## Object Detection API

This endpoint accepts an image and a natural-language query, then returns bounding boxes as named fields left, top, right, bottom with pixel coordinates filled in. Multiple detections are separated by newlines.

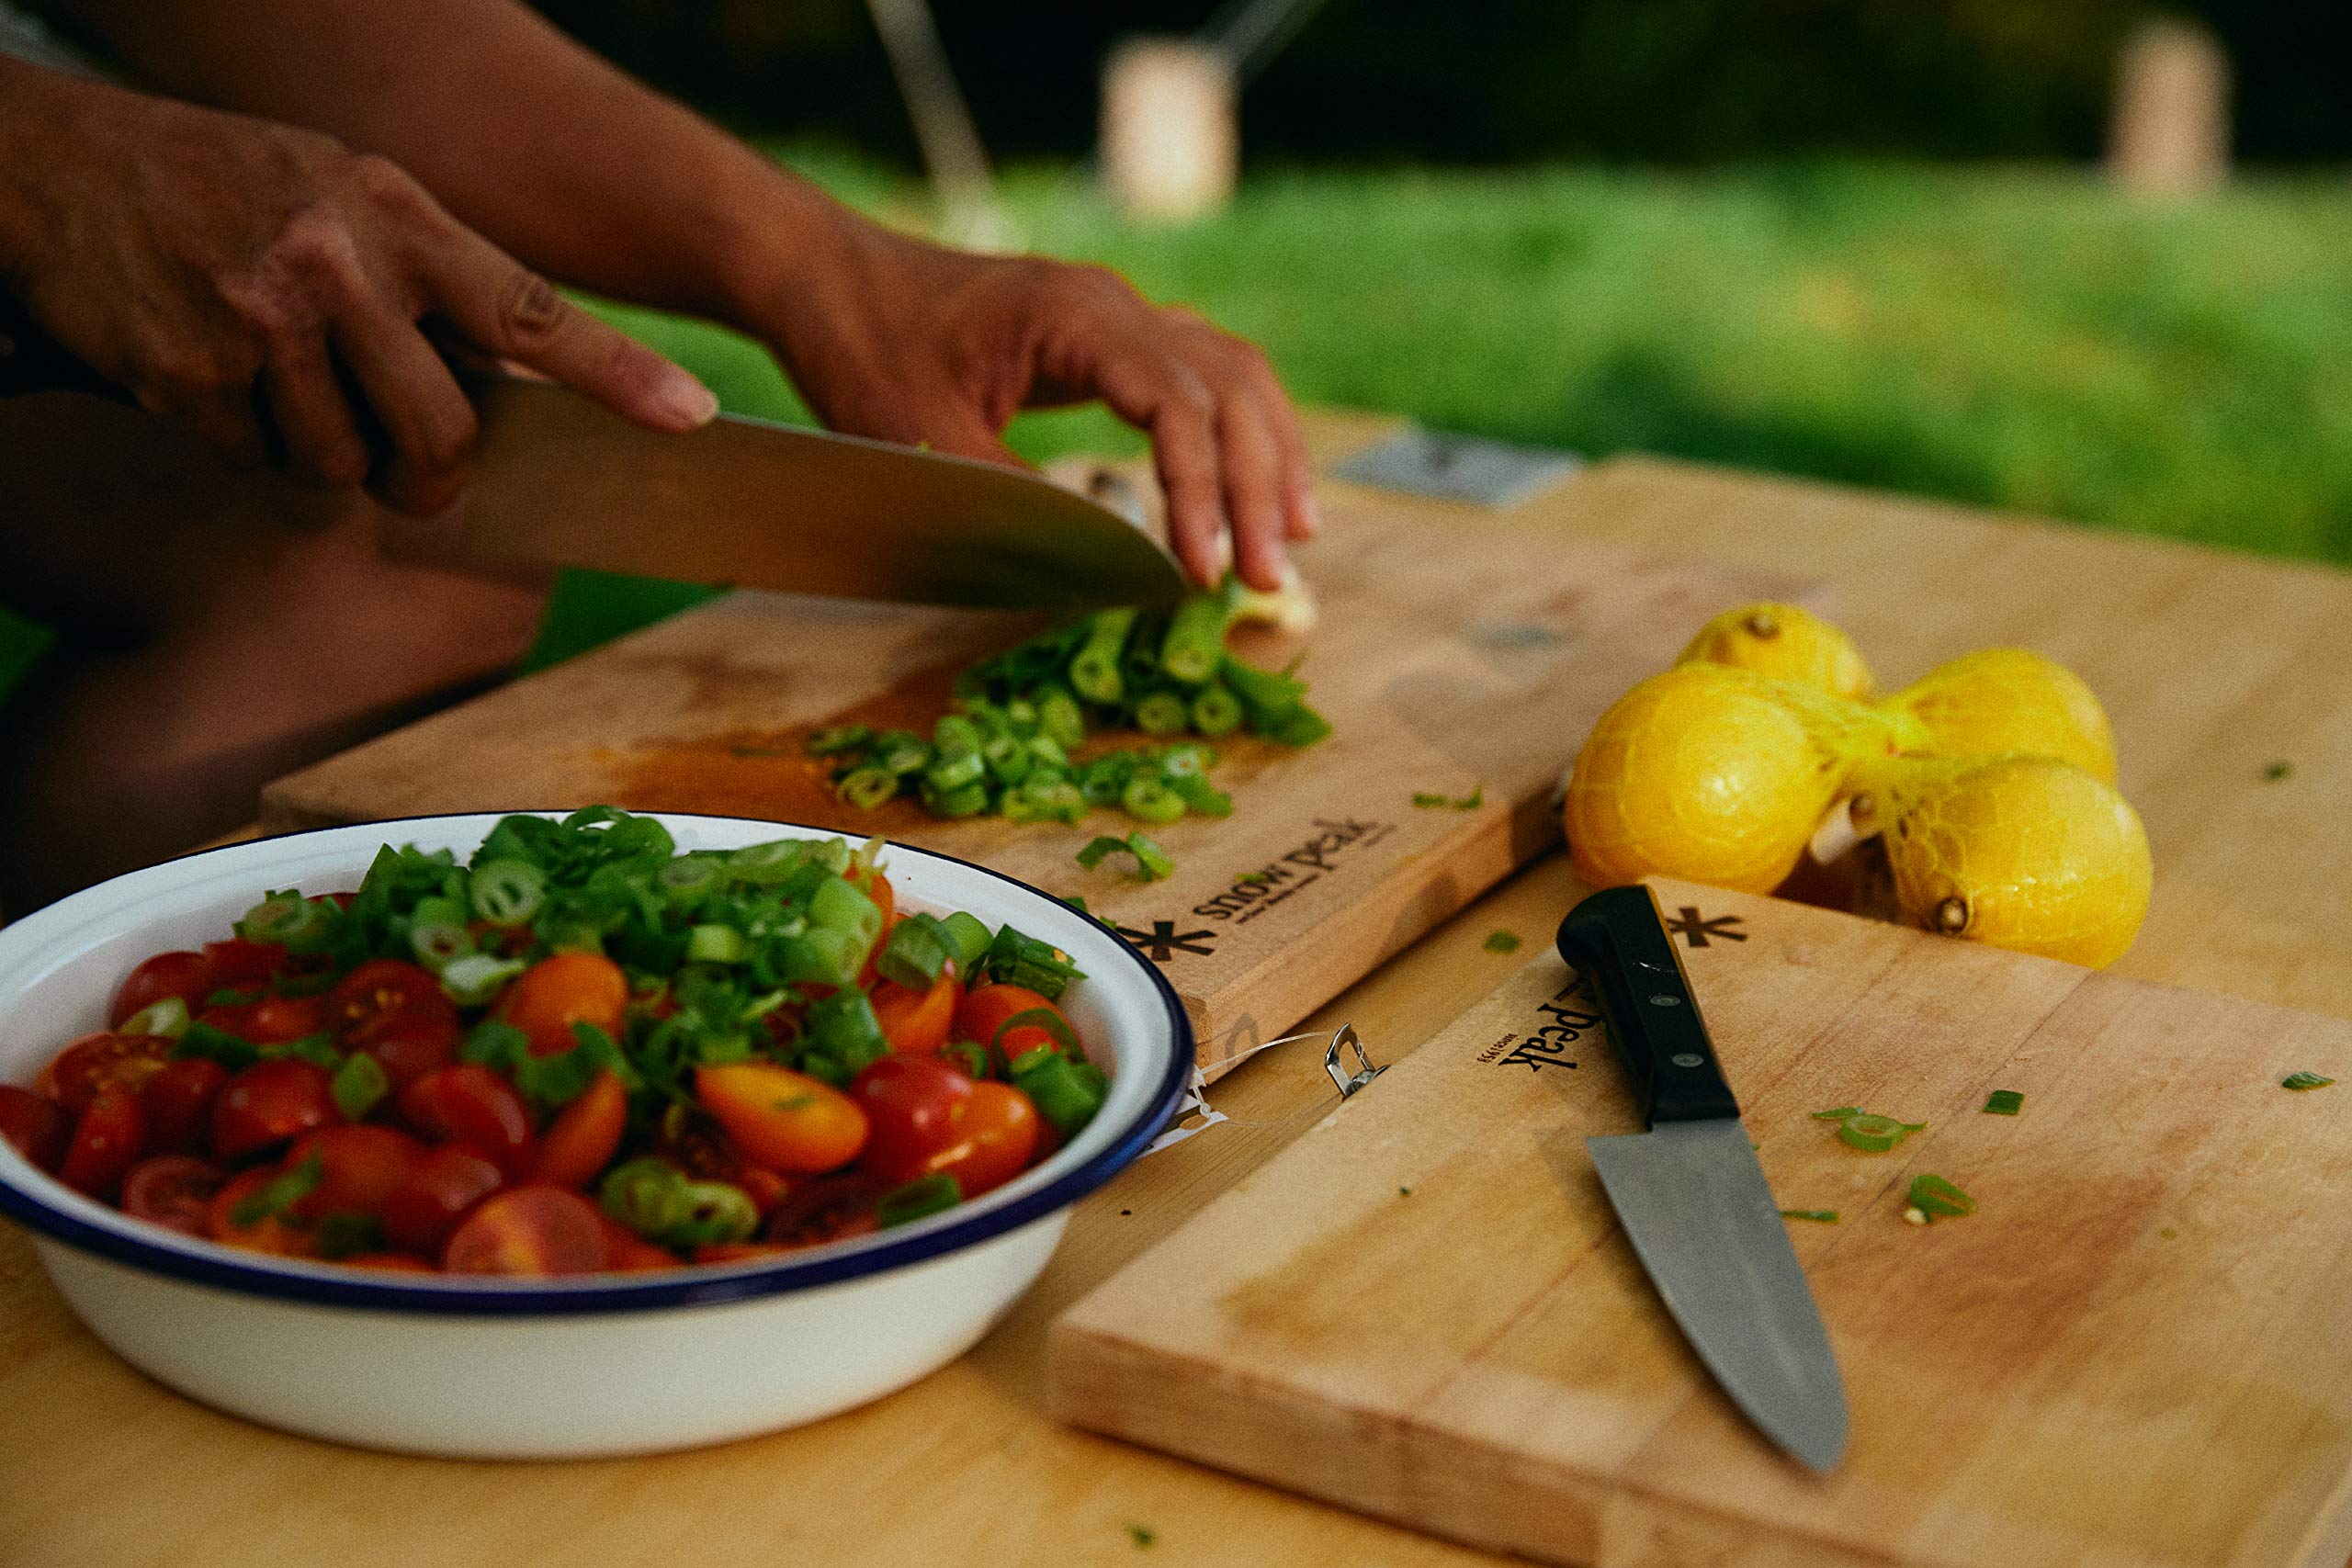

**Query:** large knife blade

left=460, top=377, right=1188, bottom=612
left=1555, top=885, right=1849, bottom=1472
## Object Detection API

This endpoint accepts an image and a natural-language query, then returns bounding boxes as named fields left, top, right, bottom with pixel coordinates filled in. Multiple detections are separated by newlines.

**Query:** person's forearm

left=51, top=0, right=848, bottom=327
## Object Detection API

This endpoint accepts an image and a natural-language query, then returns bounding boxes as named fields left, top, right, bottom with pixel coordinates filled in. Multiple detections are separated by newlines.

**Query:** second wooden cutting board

left=265, top=505, right=1797, bottom=1070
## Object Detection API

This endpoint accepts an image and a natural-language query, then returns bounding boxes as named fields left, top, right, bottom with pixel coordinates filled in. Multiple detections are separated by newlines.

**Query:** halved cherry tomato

left=139, top=1057, right=229, bottom=1156
left=60, top=1088, right=145, bottom=1200
left=863, top=873, right=896, bottom=931
left=499, top=953, right=628, bottom=1057
left=928, top=1082, right=1041, bottom=1200
left=198, top=994, right=325, bottom=1046
left=441, top=1186, right=607, bottom=1276
left=380, top=1145, right=504, bottom=1255
left=529, top=1071, right=628, bottom=1190
left=341, top=1252, right=434, bottom=1273
left=109, top=951, right=213, bottom=1029
left=40, top=1032, right=174, bottom=1113
left=0, top=1086, right=70, bottom=1172
left=870, top=969, right=962, bottom=1055
left=330, top=959, right=458, bottom=1049
left=851, top=1054, right=973, bottom=1184
left=211, top=1058, right=337, bottom=1162
left=694, top=1063, right=867, bottom=1174
left=596, top=1215, right=684, bottom=1272
left=288, top=1124, right=425, bottom=1221
left=120, top=1155, right=228, bottom=1235
left=355, top=1009, right=458, bottom=1089
left=200, top=938, right=289, bottom=989
left=398, top=1066, right=535, bottom=1177
left=952, top=984, right=1066, bottom=1062
left=208, top=1167, right=317, bottom=1257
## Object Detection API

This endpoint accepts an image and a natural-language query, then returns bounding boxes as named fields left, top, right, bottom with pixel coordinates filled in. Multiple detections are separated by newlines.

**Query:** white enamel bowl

left=0, top=813, right=1192, bottom=1458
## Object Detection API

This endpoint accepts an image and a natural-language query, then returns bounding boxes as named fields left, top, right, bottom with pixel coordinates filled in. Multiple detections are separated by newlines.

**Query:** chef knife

left=0, top=295, right=1188, bottom=613
left=1555, top=884, right=1849, bottom=1472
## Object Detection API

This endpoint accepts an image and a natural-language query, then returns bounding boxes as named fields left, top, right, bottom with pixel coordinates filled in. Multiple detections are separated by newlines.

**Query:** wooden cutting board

left=1047, top=876, right=2352, bottom=1568
left=263, top=509, right=1796, bottom=1073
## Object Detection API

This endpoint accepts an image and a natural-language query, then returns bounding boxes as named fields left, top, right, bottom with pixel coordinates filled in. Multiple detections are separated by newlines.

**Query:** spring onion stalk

left=119, top=995, right=190, bottom=1040
left=1120, top=776, right=1187, bottom=825
left=1069, top=608, right=1137, bottom=704
left=1011, top=1050, right=1110, bottom=1136
left=1906, top=1174, right=1974, bottom=1220
left=331, top=1052, right=390, bottom=1121
left=2284, top=1072, right=2335, bottom=1090
left=1034, top=685, right=1087, bottom=749
left=1134, top=691, right=1191, bottom=736
left=439, top=953, right=528, bottom=1007
left=1170, top=775, right=1233, bottom=817
left=878, top=916, right=951, bottom=991
left=1159, top=587, right=1237, bottom=685
left=1982, top=1089, right=2024, bottom=1115
left=838, top=766, right=899, bottom=811
left=876, top=1172, right=963, bottom=1229
left=600, top=1157, right=692, bottom=1239
left=469, top=858, right=548, bottom=925
left=1190, top=683, right=1242, bottom=736
left=938, top=911, right=993, bottom=969
left=981, top=925, right=1083, bottom=998
left=1078, top=832, right=1175, bottom=882
left=804, top=990, right=890, bottom=1082
left=663, top=1181, right=760, bottom=1247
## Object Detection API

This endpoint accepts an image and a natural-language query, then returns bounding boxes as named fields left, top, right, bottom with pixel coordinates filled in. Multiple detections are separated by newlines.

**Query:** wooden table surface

left=6, top=412, right=2348, bottom=1568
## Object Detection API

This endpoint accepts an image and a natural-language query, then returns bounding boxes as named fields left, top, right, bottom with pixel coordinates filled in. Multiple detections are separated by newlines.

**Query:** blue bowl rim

left=0, top=812, right=1196, bottom=1316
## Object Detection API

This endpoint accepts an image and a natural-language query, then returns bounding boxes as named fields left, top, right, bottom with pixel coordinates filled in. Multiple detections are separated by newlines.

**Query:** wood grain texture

left=1049, top=876, right=2352, bottom=1568
left=259, top=507, right=1796, bottom=1072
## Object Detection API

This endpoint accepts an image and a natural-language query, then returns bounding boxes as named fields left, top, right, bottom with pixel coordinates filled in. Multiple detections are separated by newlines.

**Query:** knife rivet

left=1670, top=1052, right=1704, bottom=1068
left=1648, top=993, right=1680, bottom=1007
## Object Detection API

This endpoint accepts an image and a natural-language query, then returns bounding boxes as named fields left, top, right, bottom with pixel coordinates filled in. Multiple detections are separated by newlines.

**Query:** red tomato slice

left=208, top=1166, right=317, bottom=1257
left=397, top=1066, right=536, bottom=1177
left=355, top=1009, right=459, bottom=1089
left=330, top=959, right=458, bottom=1048
left=694, top=1063, right=868, bottom=1175
left=498, top=953, right=628, bottom=1057
left=529, top=1071, right=628, bottom=1190
left=596, top=1215, right=684, bottom=1272
left=441, top=1186, right=607, bottom=1276
left=379, top=1145, right=505, bottom=1255
left=951, top=984, right=1067, bottom=1061
left=120, top=1155, right=229, bottom=1235
left=211, top=1058, right=337, bottom=1162
left=850, top=1054, right=974, bottom=1184
left=109, top=951, right=213, bottom=1029
left=198, top=994, right=326, bottom=1046
left=0, top=1086, right=71, bottom=1173
left=870, top=969, right=962, bottom=1055
left=59, top=1088, right=144, bottom=1200
left=288, top=1124, right=426, bottom=1221
left=200, top=939, right=290, bottom=989
left=139, top=1057, right=229, bottom=1156
left=40, top=1032, right=174, bottom=1114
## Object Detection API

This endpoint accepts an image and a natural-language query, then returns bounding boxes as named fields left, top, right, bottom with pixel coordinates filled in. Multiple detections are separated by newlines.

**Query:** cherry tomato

left=330, top=959, right=458, bottom=1049
left=355, top=1009, right=459, bottom=1089
left=529, top=1071, right=629, bottom=1190
left=139, top=1057, right=229, bottom=1156
left=596, top=1215, right=684, bottom=1272
left=862, top=873, right=896, bottom=931
left=198, top=994, right=326, bottom=1046
left=928, top=1082, right=1041, bottom=1200
left=0, top=1086, right=71, bottom=1172
left=870, top=969, right=962, bottom=1055
left=288, top=1124, right=426, bottom=1221
left=109, top=951, right=213, bottom=1029
left=60, top=1088, right=145, bottom=1200
left=40, top=1032, right=174, bottom=1113
left=850, top=1054, right=973, bottom=1184
left=441, top=1186, right=607, bottom=1276
left=398, top=1066, right=535, bottom=1177
left=952, top=984, right=1067, bottom=1061
left=120, top=1156, right=229, bottom=1235
left=342, top=1252, right=435, bottom=1273
left=200, top=939, right=290, bottom=989
left=498, top=953, right=628, bottom=1058
left=211, top=1058, right=337, bottom=1162
left=208, top=1167, right=317, bottom=1257
left=694, top=1063, right=868, bottom=1174
left=379, top=1145, right=505, bottom=1255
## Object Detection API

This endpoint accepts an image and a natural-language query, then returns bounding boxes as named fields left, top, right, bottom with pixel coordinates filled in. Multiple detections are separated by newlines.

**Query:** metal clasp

left=1324, top=1023, right=1384, bottom=1099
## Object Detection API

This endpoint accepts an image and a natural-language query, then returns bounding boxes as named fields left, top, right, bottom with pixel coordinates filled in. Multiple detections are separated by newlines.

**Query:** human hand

left=0, top=64, right=717, bottom=515
left=754, top=221, right=1316, bottom=591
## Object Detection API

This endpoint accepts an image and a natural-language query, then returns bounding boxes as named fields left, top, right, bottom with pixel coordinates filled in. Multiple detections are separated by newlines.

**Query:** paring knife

left=1555, top=885, right=1849, bottom=1472
left=0, top=295, right=1188, bottom=613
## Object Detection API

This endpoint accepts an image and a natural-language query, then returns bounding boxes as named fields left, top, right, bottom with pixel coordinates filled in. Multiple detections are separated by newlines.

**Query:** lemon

left=1677, top=603, right=1876, bottom=702
left=1854, top=753, right=2151, bottom=968
left=1883, top=648, right=2116, bottom=783
left=1566, top=665, right=1899, bottom=895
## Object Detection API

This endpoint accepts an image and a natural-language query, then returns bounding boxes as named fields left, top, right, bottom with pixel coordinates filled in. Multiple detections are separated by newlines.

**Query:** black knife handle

left=0, top=290, right=130, bottom=402
left=1555, top=884, right=1740, bottom=1127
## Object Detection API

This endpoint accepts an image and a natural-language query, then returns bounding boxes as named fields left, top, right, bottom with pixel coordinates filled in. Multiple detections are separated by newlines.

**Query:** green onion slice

left=119, top=995, right=190, bottom=1040
left=1483, top=931, right=1522, bottom=954
left=439, top=953, right=527, bottom=1008
left=1982, top=1089, right=2024, bottom=1115
left=468, top=858, right=547, bottom=926
left=662, top=1181, right=760, bottom=1247
left=1835, top=1112, right=1922, bottom=1153
left=876, top=1172, right=963, bottom=1229
left=1906, top=1173, right=1974, bottom=1220
left=330, top=1052, right=391, bottom=1122
left=2284, top=1072, right=2335, bottom=1091
left=1779, top=1209, right=1840, bottom=1223
left=230, top=1151, right=324, bottom=1228
left=600, top=1158, right=691, bottom=1239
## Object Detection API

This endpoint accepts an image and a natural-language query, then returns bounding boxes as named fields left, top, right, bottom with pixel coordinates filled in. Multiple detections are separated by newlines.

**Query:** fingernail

left=656, top=368, right=720, bottom=431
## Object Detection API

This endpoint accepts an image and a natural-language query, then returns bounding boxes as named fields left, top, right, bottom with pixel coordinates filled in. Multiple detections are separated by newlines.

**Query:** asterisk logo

left=1665, top=907, right=1747, bottom=948
left=1114, top=919, right=1217, bottom=963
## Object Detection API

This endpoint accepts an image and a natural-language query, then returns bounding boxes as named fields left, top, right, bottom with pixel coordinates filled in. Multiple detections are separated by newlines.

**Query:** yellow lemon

left=1566, top=665, right=1896, bottom=895
left=1854, top=753, right=2152, bottom=968
left=1677, top=603, right=1876, bottom=702
left=1883, top=648, right=2117, bottom=783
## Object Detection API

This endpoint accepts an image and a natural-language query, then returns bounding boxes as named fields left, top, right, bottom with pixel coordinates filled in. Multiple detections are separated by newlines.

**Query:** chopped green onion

left=932, top=713, right=983, bottom=759
left=119, top=995, right=190, bottom=1040
left=923, top=749, right=986, bottom=792
left=1168, top=775, right=1233, bottom=817
left=468, top=858, right=547, bottom=926
left=1982, top=1089, right=2024, bottom=1115
left=460, top=1019, right=531, bottom=1072
left=980, top=925, right=1083, bottom=998
left=922, top=781, right=991, bottom=818
left=1078, top=831, right=1175, bottom=882
left=600, top=1157, right=691, bottom=1239
left=1189, top=683, right=1242, bottom=737
left=877, top=915, right=951, bottom=991
left=803, top=990, right=890, bottom=1082
left=1780, top=1209, right=1840, bottom=1223
left=268, top=1033, right=345, bottom=1072
left=989, top=1007, right=1082, bottom=1056
left=876, top=731, right=933, bottom=774
left=1483, top=931, right=1522, bottom=954
left=1412, top=784, right=1486, bottom=810
left=408, top=916, right=476, bottom=972
left=172, top=1021, right=261, bottom=1071
left=655, top=854, right=726, bottom=903
left=938, top=910, right=993, bottom=968
left=1159, top=590, right=1235, bottom=685
left=439, top=953, right=527, bottom=1007
left=1906, top=1174, right=1974, bottom=1221
left=1835, top=1111, right=1924, bottom=1153
left=1035, top=686, right=1086, bottom=749
left=686, top=923, right=748, bottom=964
left=941, top=1038, right=989, bottom=1078
left=2284, top=1072, right=2335, bottom=1090
left=1120, top=776, right=1187, bottom=825
left=837, top=766, right=899, bottom=811
left=230, top=1151, right=324, bottom=1228
left=876, top=1172, right=963, bottom=1229
left=662, top=1181, right=760, bottom=1247
left=1010, top=1049, right=1110, bottom=1136
left=331, top=1052, right=390, bottom=1121
left=1070, top=608, right=1137, bottom=705
left=725, top=840, right=808, bottom=886
left=1133, top=692, right=1191, bottom=736
left=236, top=891, right=334, bottom=953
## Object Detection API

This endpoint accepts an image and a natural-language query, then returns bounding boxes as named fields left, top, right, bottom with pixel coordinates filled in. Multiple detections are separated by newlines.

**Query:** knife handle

left=0, top=292, right=130, bottom=403
left=1555, top=885, right=1740, bottom=1127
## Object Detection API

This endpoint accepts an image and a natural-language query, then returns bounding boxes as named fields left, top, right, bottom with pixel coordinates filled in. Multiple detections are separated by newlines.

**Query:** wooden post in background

left=1100, top=38, right=1238, bottom=222
left=2108, top=18, right=2231, bottom=197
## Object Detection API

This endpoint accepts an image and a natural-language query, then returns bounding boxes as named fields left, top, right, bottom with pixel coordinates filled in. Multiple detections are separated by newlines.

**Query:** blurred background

left=518, top=0, right=2350, bottom=664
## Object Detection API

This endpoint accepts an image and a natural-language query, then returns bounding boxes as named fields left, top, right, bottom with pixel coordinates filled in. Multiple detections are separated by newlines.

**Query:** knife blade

left=1555, top=884, right=1849, bottom=1472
